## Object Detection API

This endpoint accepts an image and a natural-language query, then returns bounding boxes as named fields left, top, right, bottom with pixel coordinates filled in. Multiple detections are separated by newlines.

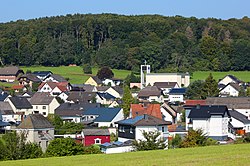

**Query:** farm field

left=1, top=144, right=250, bottom=166
left=21, top=66, right=131, bottom=84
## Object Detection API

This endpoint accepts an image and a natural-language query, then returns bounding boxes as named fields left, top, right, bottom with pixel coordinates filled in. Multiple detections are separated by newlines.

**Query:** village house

left=38, top=82, right=70, bottom=96
left=67, top=91, right=97, bottom=103
left=218, top=75, right=242, bottom=86
left=130, top=103, right=162, bottom=119
left=137, top=86, right=163, bottom=103
left=219, top=83, right=241, bottom=97
left=82, top=107, right=124, bottom=127
left=115, top=114, right=171, bottom=144
left=229, top=109, right=250, bottom=135
left=18, top=73, right=41, bottom=89
left=187, top=105, right=230, bottom=141
left=168, top=88, right=186, bottom=103
left=153, top=82, right=179, bottom=95
left=0, top=66, right=24, bottom=82
left=43, top=74, right=67, bottom=83
left=206, top=97, right=250, bottom=119
left=81, top=128, right=110, bottom=146
left=33, top=71, right=53, bottom=81
left=0, top=101, right=22, bottom=124
left=161, top=103, right=183, bottom=124
left=101, top=140, right=134, bottom=154
left=6, top=96, right=33, bottom=116
left=96, top=92, right=116, bottom=105
left=55, top=103, right=100, bottom=123
left=16, top=114, right=54, bottom=152
left=102, top=78, right=122, bottom=87
left=85, top=76, right=103, bottom=87
left=29, top=92, right=60, bottom=117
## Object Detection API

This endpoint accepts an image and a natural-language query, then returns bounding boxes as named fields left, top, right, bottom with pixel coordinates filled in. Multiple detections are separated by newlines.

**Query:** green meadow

left=1, top=144, right=250, bottom=166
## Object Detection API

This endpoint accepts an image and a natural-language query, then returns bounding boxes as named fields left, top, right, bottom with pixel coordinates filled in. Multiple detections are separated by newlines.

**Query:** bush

left=83, top=145, right=102, bottom=154
left=46, top=138, right=84, bottom=157
left=83, top=63, right=92, bottom=74
left=169, top=134, right=182, bottom=149
left=180, top=129, right=208, bottom=148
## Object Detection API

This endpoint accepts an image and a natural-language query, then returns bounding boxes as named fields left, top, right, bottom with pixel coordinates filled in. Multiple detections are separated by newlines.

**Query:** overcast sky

left=1, top=0, right=250, bottom=23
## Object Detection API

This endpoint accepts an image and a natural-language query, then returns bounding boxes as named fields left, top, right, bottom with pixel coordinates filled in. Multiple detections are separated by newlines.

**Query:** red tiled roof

left=12, top=85, right=24, bottom=90
left=131, top=104, right=162, bottom=119
left=38, top=82, right=69, bottom=92
left=185, top=100, right=206, bottom=106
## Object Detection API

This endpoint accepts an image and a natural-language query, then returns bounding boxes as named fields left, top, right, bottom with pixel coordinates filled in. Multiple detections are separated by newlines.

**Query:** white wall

left=218, top=76, right=235, bottom=85
left=234, top=109, right=250, bottom=119
left=102, top=146, right=134, bottom=154
left=192, top=119, right=210, bottom=135
left=169, top=94, right=184, bottom=102
left=39, top=83, right=52, bottom=93
left=220, top=85, right=239, bottom=97
left=146, top=74, right=190, bottom=87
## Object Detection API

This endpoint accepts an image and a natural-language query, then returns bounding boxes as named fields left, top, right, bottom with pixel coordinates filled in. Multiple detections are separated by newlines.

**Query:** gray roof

left=92, top=76, right=103, bottom=84
left=45, top=74, right=67, bottom=82
left=82, top=128, right=110, bottom=136
left=188, top=105, right=229, bottom=119
left=138, top=86, right=161, bottom=97
left=9, top=97, right=32, bottom=109
left=0, top=92, right=9, bottom=101
left=55, top=103, right=100, bottom=117
left=30, top=92, right=55, bottom=105
left=154, top=82, right=178, bottom=89
left=0, top=102, right=13, bottom=115
left=112, top=86, right=124, bottom=95
left=220, top=75, right=242, bottom=84
left=17, top=114, right=54, bottom=129
left=67, top=91, right=97, bottom=103
left=0, top=66, right=23, bottom=76
left=19, top=73, right=41, bottom=83
left=229, top=110, right=250, bottom=124
left=96, top=86, right=110, bottom=92
left=220, top=83, right=241, bottom=92
left=206, top=97, right=250, bottom=109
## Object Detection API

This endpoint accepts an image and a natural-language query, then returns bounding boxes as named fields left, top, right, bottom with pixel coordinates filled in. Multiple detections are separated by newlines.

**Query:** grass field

left=21, top=66, right=131, bottom=84
left=1, top=144, right=250, bottom=166
left=192, top=71, right=250, bottom=82
left=20, top=66, right=250, bottom=84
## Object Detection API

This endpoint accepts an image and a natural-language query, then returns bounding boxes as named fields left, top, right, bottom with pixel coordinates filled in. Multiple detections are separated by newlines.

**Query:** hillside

left=0, top=144, right=249, bottom=166
left=0, top=14, right=250, bottom=73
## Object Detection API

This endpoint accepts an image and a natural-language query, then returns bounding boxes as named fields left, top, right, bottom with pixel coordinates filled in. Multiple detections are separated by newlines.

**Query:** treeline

left=0, top=14, right=250, bottom=72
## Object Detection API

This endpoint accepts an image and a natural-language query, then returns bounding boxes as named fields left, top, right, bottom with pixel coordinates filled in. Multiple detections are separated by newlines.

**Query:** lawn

left=1, top=144, right=250, bottom=166
left=19, top=66, right=250, bottom=84
left=192, top=71, right=250, bottom=82
left=21, top=66, right=131, bottom=84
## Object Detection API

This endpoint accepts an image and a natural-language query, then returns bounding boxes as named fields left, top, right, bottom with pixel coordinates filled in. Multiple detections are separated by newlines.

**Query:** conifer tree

left=122, top=85, right=134, bottom=118
left=201, top=73, right=219, bottom=99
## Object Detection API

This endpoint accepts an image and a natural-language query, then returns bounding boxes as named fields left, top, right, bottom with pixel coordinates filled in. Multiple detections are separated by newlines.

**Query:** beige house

left=29, top=92, right=60, bottom=117
left=16, top=114, right=54, bottom=152
left=85, top=76, right=102, bottom=87
left=0, top=66, right=24, bottom=82
left=6, top=97, right=33, bottom=116
left=146, top=73, right=190, bottom=88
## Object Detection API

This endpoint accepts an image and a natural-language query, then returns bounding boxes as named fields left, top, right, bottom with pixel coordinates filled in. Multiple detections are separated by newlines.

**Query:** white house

left=103, top=78, right=122, bottom=87
left=82, top=107, right=124, bottom=127
left=115, top=114, right=171, bottom=145
left=218, top=75, right=242, bottom=86
left=229, top=109, right=250, bottom=134
left=6, top=97, right=33, bottom=116
left=168, top=88, right=186, bottom=103
left=29, top=92, right=60, bottom=117
left=161, top=103, right=181, bottom=124
left=137, top=86, right=163, bottom=103
left=187, top=105, right=230, bottom=141
left=219, top=83, right=241, bottom=97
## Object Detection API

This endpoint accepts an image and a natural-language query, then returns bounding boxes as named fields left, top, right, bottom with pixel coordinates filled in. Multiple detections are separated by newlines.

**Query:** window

left=162, top=126, right=165, bottom=132
left=130, top=128, right=133, bottom=133
left=43, top=112, right=46, bottom=116
left=46, top=141, right=49, bottom=147
left=95, top=138, right=101, bottom=144
left=36, top=106, right=38, bottom=109
left=42, top=106, right=46, bottom=109
left=34, top=111, right=39, bottom=114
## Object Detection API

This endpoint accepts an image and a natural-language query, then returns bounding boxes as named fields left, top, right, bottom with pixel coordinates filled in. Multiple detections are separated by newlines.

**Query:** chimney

left=196, top=104, right=200, bottom=109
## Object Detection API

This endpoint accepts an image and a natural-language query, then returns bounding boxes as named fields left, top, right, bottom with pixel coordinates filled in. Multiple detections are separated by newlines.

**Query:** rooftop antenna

left=140, top=60, right=150, bottom=89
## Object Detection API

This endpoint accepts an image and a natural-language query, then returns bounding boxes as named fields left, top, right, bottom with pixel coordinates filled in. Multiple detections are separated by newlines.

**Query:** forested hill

left=0, top=14, right=250, bottom=72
